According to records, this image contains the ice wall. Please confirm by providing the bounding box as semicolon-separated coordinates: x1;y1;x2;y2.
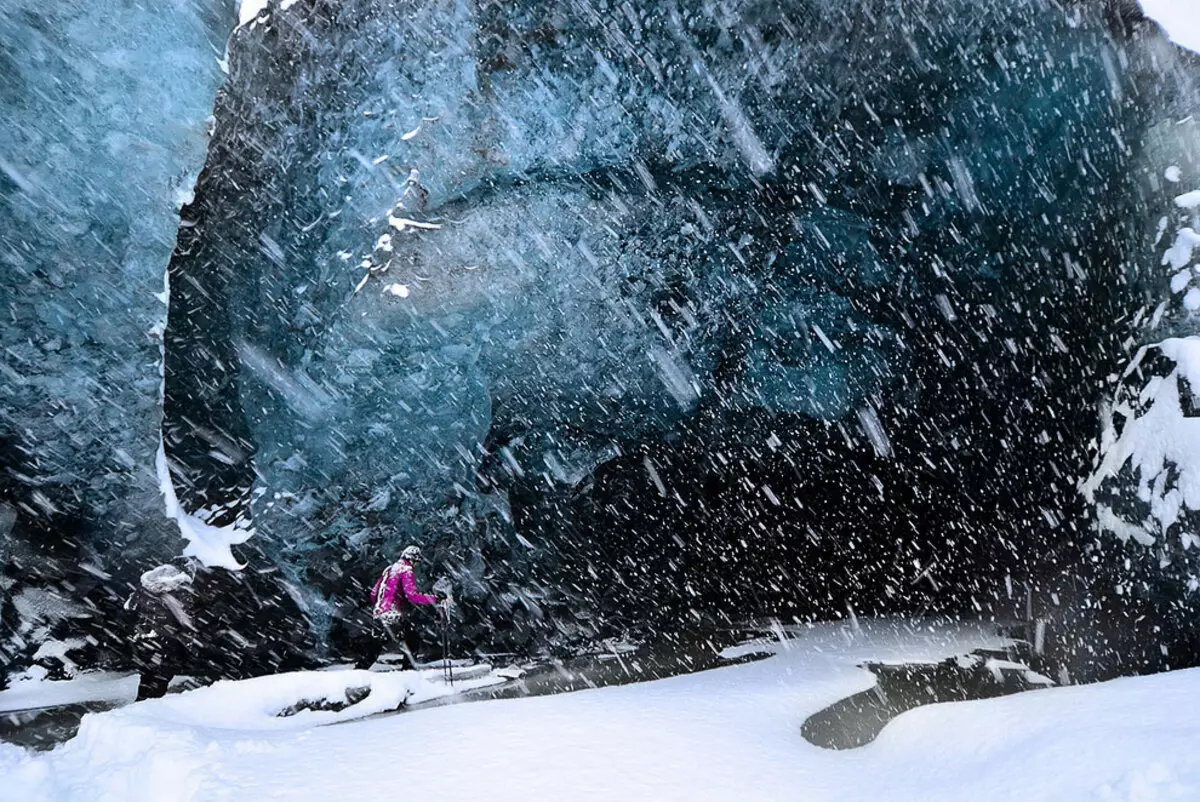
165;0;1175;658
0;0;236;670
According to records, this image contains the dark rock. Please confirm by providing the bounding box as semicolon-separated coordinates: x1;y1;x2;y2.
276;684;373;717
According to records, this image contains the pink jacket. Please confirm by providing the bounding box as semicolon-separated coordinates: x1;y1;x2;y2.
370;558;437;618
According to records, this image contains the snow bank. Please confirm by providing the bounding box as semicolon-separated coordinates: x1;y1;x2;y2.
871;668;1200;801
0;745;53;802
5;620;1200;801
136;668;445;731
0;667;503;802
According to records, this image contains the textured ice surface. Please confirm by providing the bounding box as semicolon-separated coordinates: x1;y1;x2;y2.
156;0;1200;657
0;0;236;674
0;0;235;549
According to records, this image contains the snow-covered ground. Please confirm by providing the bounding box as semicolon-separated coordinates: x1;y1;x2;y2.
2;619;1197;801
0;672;138;715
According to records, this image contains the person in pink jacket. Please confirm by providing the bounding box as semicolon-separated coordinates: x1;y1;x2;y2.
358;545;443;669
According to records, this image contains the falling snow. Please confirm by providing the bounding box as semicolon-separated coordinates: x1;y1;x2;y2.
4;0;1200;797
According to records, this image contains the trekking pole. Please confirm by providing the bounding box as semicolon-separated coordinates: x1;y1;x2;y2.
441;602;453;686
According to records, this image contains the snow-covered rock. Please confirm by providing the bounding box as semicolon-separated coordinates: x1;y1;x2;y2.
1078;46;1200;643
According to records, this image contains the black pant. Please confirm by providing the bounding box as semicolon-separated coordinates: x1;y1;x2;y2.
132;637;184;700
357;616;418;670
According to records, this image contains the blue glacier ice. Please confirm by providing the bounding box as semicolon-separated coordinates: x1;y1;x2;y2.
157;0;1200;665
0;0;236;673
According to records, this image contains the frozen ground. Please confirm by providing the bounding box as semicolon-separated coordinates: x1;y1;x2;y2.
1;619;1197;801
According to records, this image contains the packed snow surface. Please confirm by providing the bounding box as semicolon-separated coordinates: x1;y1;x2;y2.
2;619;1198;801
0;673;138;714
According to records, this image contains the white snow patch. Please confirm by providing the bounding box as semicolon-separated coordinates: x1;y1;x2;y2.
29;639;88;677
383;282;410;298
1162;227;1200;270
1139;0;1200;54
238;0;269;25
1186;287;1200;311
1155;215;1170;246
1173;189;1200;210
493;666;526;680
156;442;252;570
718;639;779;660
172;184;195;211
127;667;500;731
1165;165;1183;183
1170;268;1192;293
1096;503;1156;546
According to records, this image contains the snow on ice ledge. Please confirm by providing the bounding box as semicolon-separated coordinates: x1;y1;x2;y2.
0;668;501;802
121;668;501;731
156;441;252;570
0;672;138;715
1139;0;1200;55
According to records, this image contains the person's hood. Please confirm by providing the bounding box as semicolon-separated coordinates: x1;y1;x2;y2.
140;564;192;594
